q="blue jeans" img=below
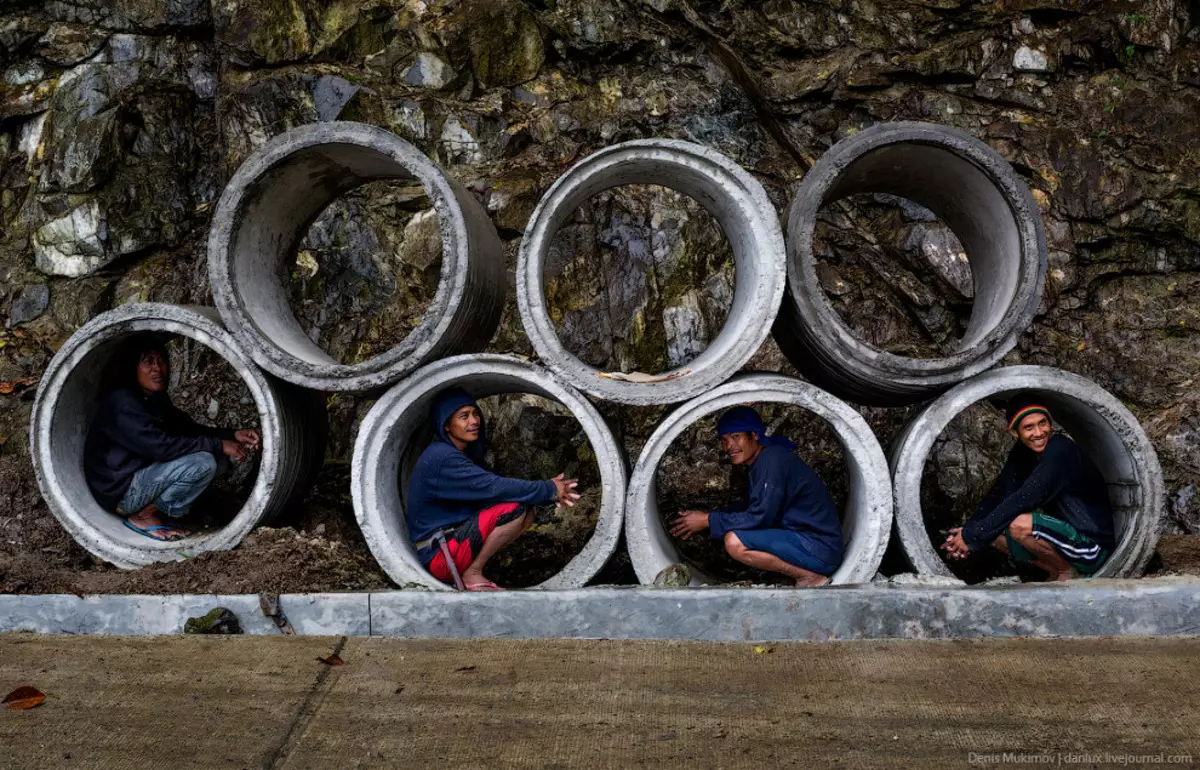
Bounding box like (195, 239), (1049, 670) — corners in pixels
(116, 452), (221, 518)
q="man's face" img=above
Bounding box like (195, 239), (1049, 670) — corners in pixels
(445, 404), (481, 446)
(1011, 412), (1051, 453)
(136, 350), (168, 394)
(720, 430), (762, 466)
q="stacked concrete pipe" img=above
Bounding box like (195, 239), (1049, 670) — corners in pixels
(352, 354), (627, 590)
(625, 374), (893, 586)
(30, 303), (325, 569)
(776, 122), (1048, 406)
(891, 365), (1165, 581)
(517, 139), (786, 406)
(208, 121), (505, 393)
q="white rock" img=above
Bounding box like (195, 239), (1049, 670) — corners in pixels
(33, 200), (111, 277)
(439, 115), (484, 164)
(663, 291), (708, 367)
(18, 113), (47, 164)
(1012, 45), (1050, 72)
(403, 52), (454, 89)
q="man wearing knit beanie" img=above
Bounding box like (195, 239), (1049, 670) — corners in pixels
(669, 406), (843, 587)
(941, 393), (1115, 581)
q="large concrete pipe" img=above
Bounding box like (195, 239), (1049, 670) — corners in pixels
(29, 303), (325, 569)
(891, 365), (1164, 581)
(625, 374), (892, 585)
(208, 121), (505, 393)
(351, 354), (627, 590)
(777, 122), (1047, 406)
(517, 140), (786, 406)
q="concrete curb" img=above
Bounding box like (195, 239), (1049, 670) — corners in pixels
(29, 303), (324, 569)
(891, 365), (1165, 581)
(2, 578), (1197, 641)
(776, 121), (1048, 406)
(517, 139), (786, 405)
(351, 354), (628, 590)
(624, 374), (892, 586)
(208, 121), (505, 393)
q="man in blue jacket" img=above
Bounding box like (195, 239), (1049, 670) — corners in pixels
(940, 394), (1115, 581)
(669, 406), (843, 587)
(406, 387), (580, 591)
(84, 339), (260, 542)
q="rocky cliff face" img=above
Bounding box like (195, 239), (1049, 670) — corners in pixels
(3, 1), (1200, 583)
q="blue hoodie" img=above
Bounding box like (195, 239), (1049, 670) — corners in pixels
(405, 388), (558, 550)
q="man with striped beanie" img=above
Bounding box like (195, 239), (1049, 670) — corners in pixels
(941, 393), (1116, 581)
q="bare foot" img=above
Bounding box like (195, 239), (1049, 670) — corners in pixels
(794, 575), (830, 588)
(1051, 569), (1079, 582)
(126, 513), (185, 541)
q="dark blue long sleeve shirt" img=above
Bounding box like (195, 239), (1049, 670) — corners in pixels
(962, 433), (1115, 552)
(707, 444), (843, 567)
(84, 387), (233, 511)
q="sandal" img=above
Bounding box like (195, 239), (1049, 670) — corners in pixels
(123, 519), (185, 542)
(464, 580), (505, 592)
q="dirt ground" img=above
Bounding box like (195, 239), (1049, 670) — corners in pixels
(1, 634), (1198, 769)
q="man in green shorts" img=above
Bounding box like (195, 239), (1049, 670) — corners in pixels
(940, 394), (1116, 581)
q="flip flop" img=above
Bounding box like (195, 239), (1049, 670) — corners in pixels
(123, 519), (184, 542)
(464, 581), (505, 592)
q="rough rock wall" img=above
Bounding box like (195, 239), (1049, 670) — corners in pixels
(2, 0), (1200, 545)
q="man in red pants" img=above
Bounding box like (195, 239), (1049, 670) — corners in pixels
(405, 388), (580, 591)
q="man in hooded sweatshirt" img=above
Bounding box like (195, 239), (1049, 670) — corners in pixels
(941, 394), (1115, 581)
(406, 387), (581, 591)
(669, 406), (843, 587)
(84, 338), (260, 542)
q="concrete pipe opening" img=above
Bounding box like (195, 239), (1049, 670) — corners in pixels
(352, 354), (627, 590)
(209, 121), (505, 393)
(777, 121), (1047, 406)
(30, 303), (325, 569)
(625, 374), (892, 586)
(891, 365), (1164, 582)
(518, 140), (786, 406)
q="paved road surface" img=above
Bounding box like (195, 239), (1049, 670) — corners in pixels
(0, 634), (1198, 768)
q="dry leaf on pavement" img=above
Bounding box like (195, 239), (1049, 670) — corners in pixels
(316, 654), (344, 666)
(3, 686), (46, 710)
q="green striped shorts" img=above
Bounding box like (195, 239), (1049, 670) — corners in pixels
(1005, 511), (1109, 575)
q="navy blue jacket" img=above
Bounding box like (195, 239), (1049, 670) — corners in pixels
(962, 433), (1115, 551)
(84, 387), (233, 511)
(708, 444), (844, 568)
(405, 391), (557, 549)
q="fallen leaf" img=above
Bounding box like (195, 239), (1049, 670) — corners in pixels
(316, 654), (344, 666)
(3, 686), (46, 710)
(752, 646), (775, 655)
(1076, 342), (1086, 351)
(0, 377), (39, 395)
(454, 665), (476, 673)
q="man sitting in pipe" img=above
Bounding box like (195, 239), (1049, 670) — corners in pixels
(668, 406), (843, 587)
(940, 394), (1115, 581)
(84, 339), (261, 542)
(406, 387), (581, 591)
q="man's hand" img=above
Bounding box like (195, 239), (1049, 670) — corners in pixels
(222, 439), (249, 464)
(552, 473), (580, 508)
(941, 527), (970, 560)
(234, 429), (261, 451)
(669, 510), (710, 540)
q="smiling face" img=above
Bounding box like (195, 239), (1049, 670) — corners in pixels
(720, 430), (763, 466)
(1011, 411), (1052, 453)
(444, 404), (481, 450)
(135, 349), (168, 395)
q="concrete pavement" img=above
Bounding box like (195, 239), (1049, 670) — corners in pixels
(1, 634), (1198, 768)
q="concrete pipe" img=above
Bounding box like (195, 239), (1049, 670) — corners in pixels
(777, 121), (1047, 406)
(208, 121), (505, 393)
(891, 365), (1165, 581)
(351, 354), (627, 590)
(517, 140), (786, 406)
(625, 373), (893, 586)
(29, 303), (325, 569)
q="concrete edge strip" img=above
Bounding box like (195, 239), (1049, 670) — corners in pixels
(2, 578), (1197, 641)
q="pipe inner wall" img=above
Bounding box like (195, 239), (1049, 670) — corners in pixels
(208, 122), (504, 392)
(518, 140), (786, 405)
